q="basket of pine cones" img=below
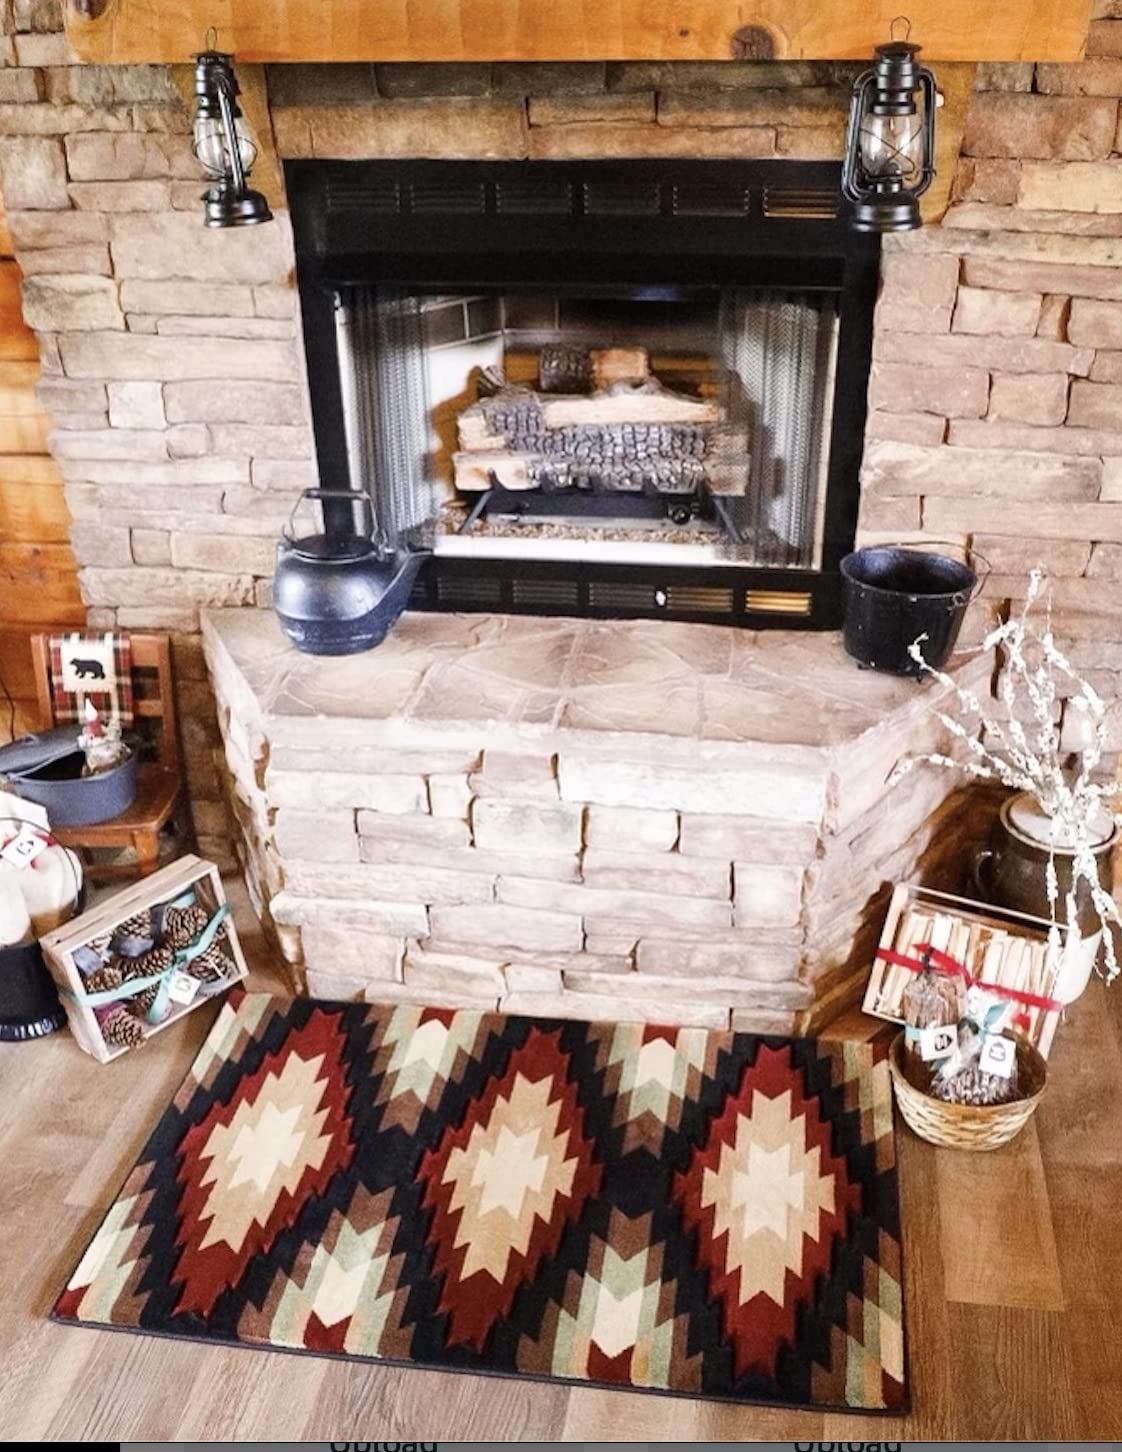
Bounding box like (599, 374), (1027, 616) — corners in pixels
(38, 855), (248, 1062)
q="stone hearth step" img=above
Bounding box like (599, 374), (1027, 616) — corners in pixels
(202, 607), (992, 1034)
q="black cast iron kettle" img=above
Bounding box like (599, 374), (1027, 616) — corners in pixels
(273, 489), (428, 656)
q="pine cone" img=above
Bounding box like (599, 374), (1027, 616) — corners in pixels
(189, 942), (230, 985)
(124, 943), (174, 1016)
(83, 963), (124, 996)
(101, 1007), (144, 1052)
(116, 909), (153, 938)
(163, 902), (209, 949)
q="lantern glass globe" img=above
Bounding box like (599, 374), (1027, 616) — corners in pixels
(193, 114), (258, 179)
(859, 110), (925, 185)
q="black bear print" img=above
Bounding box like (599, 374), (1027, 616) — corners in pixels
(70, 657), (107, 680)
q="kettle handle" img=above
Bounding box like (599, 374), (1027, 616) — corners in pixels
(284, 489), (375, 545)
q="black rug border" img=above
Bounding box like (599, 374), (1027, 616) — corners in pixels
(49, 994), (912, 1419)
(47, 1305), (909, 1419)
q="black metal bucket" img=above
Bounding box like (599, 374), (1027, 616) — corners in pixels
(0, 942), (66, 1042)
(840, 545), (978, 676)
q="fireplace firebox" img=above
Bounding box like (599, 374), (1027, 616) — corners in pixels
(288, 159), (880, 629)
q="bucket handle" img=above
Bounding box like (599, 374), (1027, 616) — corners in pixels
(284, 489), (375, 546)
(870, 538), (991, 601)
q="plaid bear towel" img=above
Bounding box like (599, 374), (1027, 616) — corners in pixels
(48, 632), (134, 728)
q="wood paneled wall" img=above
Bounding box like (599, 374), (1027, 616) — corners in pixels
(0, 188), (83, 745)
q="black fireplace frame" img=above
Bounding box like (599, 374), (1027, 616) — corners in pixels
(287, 157), (880, 630)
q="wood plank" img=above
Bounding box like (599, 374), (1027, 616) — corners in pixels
(0, 569), (83, 623)
(943, 1304), (1084, 1438)
(935, 1121), (1065, 1311)
(0, 260), (36, 362)
(0, 361), (47, 416)
(0, 475), (72, 544)
(0, 454), (64, 488)
(64, 0), (1094, 65)
(0, 413), (51, 455)
(922, 62), (977, 225)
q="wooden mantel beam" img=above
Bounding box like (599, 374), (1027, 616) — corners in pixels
(66, 0), (1092, 66)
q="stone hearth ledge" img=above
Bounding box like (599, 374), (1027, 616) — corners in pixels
(202, 607), (993, 1033)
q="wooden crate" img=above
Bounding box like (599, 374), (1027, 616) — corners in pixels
(863, 882), (1076, 1059)
(39, 854), (248, 1063)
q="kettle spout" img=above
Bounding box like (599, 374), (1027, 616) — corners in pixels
(384, 548), (428, 616)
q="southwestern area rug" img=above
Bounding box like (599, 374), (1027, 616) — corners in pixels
(54, 991), (906, 1412)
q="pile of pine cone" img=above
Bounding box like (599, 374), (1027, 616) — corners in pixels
(89, 899), (234, 1051)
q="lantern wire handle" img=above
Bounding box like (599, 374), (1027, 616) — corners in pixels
(889, 15), (912, 40)
(204, 25), (218, 50)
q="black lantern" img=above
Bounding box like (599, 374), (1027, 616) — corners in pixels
(192, 42), (273, 228)
(842, 26), (938, 233)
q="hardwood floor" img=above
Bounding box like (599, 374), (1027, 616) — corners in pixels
(1, 879), (1119, 1441)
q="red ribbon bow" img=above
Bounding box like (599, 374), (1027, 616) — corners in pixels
(876, 940), (1063, 1030)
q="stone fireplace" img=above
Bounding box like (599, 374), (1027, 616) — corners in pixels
(3, 7), (1121, 1029)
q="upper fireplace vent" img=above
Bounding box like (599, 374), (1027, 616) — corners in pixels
(321, 166), (842, 226)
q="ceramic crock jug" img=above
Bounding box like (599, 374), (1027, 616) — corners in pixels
(974, 791), (1119, 1003)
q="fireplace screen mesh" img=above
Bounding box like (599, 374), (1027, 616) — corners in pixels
(335, 285), (839, 571)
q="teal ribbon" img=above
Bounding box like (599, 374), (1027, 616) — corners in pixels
(65, 898), (231, 1026)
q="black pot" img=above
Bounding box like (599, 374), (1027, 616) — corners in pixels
(840, 545), (977, 676)
(0, 942), (66, 1042)
(273, 489), (428, 656)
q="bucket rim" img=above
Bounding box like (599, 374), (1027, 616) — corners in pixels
(839, 545), (976, 601)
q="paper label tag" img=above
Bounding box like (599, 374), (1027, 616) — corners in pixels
(0, 824), (49, 869)
(979, 1033), (1016, 1079)
(166, 970), (200, 1006)
(918, 1024), (957, 1061)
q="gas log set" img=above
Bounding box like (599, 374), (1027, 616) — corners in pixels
(453, 344), (747, 535)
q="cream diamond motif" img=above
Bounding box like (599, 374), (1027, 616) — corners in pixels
(701, 1090), (837, 1308)
(197, 1051), (336, 1254)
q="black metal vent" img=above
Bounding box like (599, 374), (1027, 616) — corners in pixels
(495, 180), (574, 215)
(588, 582), (661, 611)
(410, 181), (487, 215)
(583, 180), (662, 216)
(436, 575), (502, 608)
(511, 578), (581, 609)
(318, 166), (842, 226)
(672, 183), (752, 217)
(763, 185), (839, 219)
(666, 585), (736, 614)
(323, 177), (401, 214)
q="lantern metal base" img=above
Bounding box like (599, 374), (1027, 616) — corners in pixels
(202, 186), (274, 228)
(849, 192), (921, 233)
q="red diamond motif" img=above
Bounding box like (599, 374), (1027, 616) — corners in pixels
(673, 1041), (860, 1379)
(172, 1008), (355, 1317)
(418, 1027), (602, 1350)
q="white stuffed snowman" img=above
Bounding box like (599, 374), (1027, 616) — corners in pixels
(0, 790), (83, 944)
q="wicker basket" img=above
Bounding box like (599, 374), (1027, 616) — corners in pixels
(888, 1032), (1047, 1151)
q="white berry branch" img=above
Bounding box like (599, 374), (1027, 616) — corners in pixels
(888, 569), (1121, 982)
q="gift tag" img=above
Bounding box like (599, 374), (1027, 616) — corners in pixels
(0, 824), (48, 869)
(979, 1033), (1016, 1079)
(918, 1023), (957, 1061)
(166, 970), (200, 1006)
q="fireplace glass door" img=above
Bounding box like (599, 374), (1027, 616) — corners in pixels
(338, 285), (839, 576)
